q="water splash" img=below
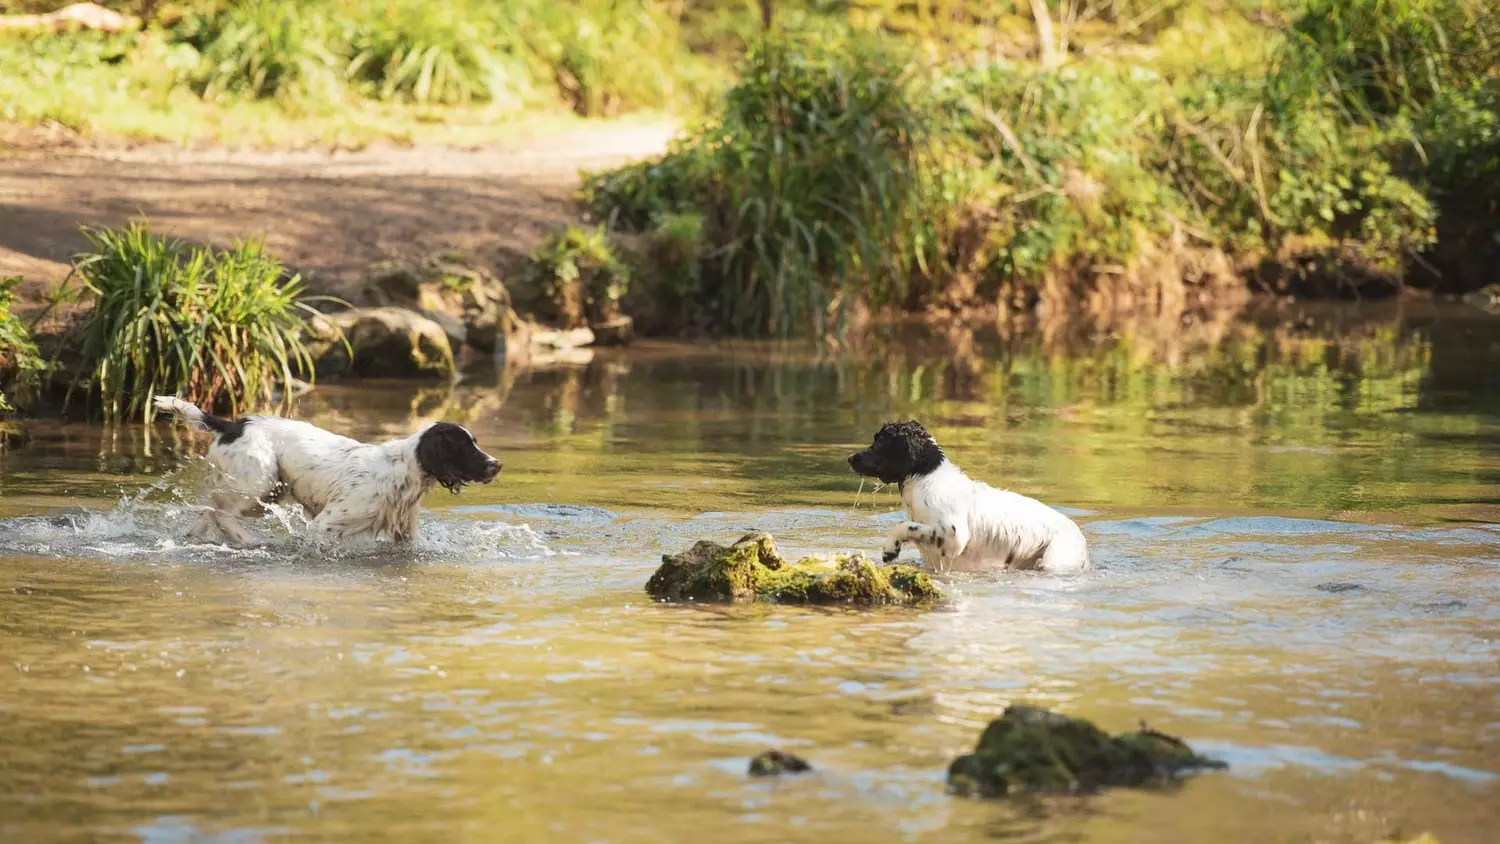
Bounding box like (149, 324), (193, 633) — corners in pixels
(852, 478), (893, 511)
(0, 493), (557, 567)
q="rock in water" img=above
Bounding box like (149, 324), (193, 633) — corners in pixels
(947, 705), (1226, 797)
(308, 308), (455, 379)
(366, 257), (519, 354)
(748, 750), (812, 777)
(646, 531), (943, 605)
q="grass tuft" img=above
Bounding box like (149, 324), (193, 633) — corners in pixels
(65, 225), (336, 422)
(174, 0), (343, 105)
(342, 2), (527, 106)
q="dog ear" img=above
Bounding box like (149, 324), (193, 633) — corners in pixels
(416, 425), (467, 493)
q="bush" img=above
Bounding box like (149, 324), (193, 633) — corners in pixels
(174, 0), (342, 105)
(585, 14), (1488, 332)
(66, 225), (333, 421)
(504, 0), (723, 116)
(585, 34), (956, 334)
(341, 2), (529, 106)
(0, 276), (44, 413)
(1269, 0), (1498, 285)
(521, 225), (630, 328)
(1273, 0), (1498, 121)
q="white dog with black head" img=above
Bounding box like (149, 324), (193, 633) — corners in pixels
(848, 420), (1089, 573)
(153, 395), (501, 546)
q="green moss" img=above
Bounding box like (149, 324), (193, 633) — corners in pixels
(646, 531), (943, 605)
(947, 705), (1226, 798)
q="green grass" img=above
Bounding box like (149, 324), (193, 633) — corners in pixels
(341, 2), (526, 106)
(0, 0), (725, 144)
(175, 0), (344, 106)
(65, 225), (336, 422)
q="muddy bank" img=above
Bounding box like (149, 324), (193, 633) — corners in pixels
(0, 120), (679, 309)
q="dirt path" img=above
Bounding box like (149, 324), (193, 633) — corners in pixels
(0, 119), (678, 306)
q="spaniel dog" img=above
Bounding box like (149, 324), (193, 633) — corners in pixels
(848, 421), (1089, 573)
(153, 396), (500, 546)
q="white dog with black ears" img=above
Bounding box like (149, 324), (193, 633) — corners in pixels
(848, 420), (1089, 573)
(153, 395), (501, 546)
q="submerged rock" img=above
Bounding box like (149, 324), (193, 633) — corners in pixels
(947, 705), (1225, 797)
(749, 750), (812, 777)
(646, 531), (942, 605)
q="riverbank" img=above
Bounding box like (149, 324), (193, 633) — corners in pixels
(3, 1), (1496, 420)
(0, 116), (679, 308)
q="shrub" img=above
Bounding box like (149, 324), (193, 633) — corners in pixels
(0, 276), (45, 413)
(586, 34), (956, 334)
(522, 225), (630, 328)
(507, 0), (721, 116)
(1273, 0), (1499, 121)
(341, 2), (530, 106)
(66, 225), (334, 422)
(174, 0), (343, 104)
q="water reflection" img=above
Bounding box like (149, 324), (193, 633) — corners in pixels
(0, 303), (1498, 843)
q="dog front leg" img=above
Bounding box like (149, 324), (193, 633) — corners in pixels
(882, 520), (969, 572)
(930, 520), (970, 572)
(204, 492), (259, 547)
(883, 521), (941, 563)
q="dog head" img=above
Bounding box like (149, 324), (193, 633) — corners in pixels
(848, 420), (945, 485)
(416, 423), (501, 494)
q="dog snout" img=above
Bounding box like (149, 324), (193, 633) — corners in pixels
(482, 458), (502, 481)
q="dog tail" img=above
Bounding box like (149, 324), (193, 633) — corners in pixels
(152, 395), (238, 436)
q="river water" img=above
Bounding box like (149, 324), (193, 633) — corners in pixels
(1, 304), (1497, 843)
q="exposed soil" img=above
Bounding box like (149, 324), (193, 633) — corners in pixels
(0, 119), (678, 311)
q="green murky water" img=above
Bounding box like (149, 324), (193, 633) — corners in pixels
(1, 303), (1498, 843)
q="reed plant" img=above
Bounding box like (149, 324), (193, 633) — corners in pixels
(66, 225), (333, 422)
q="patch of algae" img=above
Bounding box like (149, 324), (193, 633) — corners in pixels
(646, 531), (943, 605)
(947, 705), (1227, 797)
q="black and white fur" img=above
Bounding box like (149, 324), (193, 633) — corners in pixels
(153, 395), (500, 546)
(848, 421), (1089, 573)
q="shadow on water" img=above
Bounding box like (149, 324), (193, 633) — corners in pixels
(0, 301), (1498, 843)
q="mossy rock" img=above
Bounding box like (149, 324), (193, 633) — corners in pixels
(647, 531), (943, 605)
(947, 705), (1226, 798)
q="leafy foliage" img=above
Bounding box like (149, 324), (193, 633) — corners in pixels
(585, 2), (1495, 333)
(0, 276), (44, 413)
(522, 225), (631, 328)
(66, 225), (333, 422)
(341, 2), (525, 105)
(587, 35), (951, 334)
(174, 0), (342, 104)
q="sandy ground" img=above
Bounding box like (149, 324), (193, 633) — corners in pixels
(0, 119), (678, 307)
